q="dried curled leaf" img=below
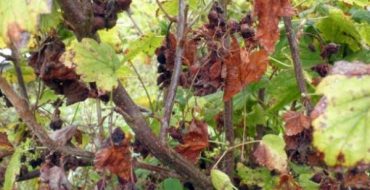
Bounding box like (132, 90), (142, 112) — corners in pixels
(312, 61), (370, 166)
(224, 37), (243, 101)
(95, 128), (133, 184)
(29, 36), (90, 105)
(254, 0), (294, 52)
(224, 37), (268, 101)
(283, 111), (311, 136)
(254, 134), (288, 173)
(175, 119), (209, 163)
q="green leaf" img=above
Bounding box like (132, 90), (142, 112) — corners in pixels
(211, 169), (237, 190)
(298, 174), (320, 190)
(266, 70), (300, 113)
(338, 0), (369, 7)
(237, 163), (278, 189)
(345, 49), (370, 62)
(159, 0), (199, 16)
(0, 0), (51, 43)
(98, 27), (122, 52)
(255, 134), (288, 173)
(124, 33), (164, 61)
(4, 147), (21, 190)
(3, 65), (36, 84)
(161, 178), (183, 190)
(39, 1), (61, 32)
(312, 62), (370, 166)
(67, 38), (123, 91)
(350, 8), (370, 24)
(316, 8), (362, 51)
(356, 22), (370, 46)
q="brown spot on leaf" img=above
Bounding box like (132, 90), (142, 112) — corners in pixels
(276, 174), (302, 190)
(283, 111), (311, 136)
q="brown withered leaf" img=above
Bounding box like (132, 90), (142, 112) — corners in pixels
(209, 60), (222, 80)
(283, 111), (311, 136)
(224, 37), (243, 101)
(40, 163), (72, 190)
(0, 132), (14, 159)
(241, 49), (268, 84)
(224, 38), (268, 101)
(95, 128), (133, 184)
(276, 174), (302, 190)
(29, 36), (91, 105)
(175, 119), (209, 163)
(344, 171), (370, 189)
(254, 0), (294, 53)
(183, 39), (197, 66)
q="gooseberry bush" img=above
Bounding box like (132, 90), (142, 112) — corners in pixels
(0, 0), (369, 189)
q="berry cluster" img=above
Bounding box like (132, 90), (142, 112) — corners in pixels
(92, 0), (132, 32)
(155, 3), (260, 96)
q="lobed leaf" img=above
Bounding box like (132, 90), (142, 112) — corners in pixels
(312, 61), (370, 166)
(316, 8), (362, 51)
(254, 134), (288, 173)
(68, 38), (122, 91)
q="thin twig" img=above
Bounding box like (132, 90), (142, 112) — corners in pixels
(220, 0), (234, 178)
(96, 99), (105, 146)
(283, 16), (313, 114)
(156, 0), (177, 22)
(134, 160), (180, 179)
(212, 140), (261, 170)
(126, 9), (144, 35)
(128, 61), (154, 112)
(160, 0), (187, 144)
(10, 47), (29, 102)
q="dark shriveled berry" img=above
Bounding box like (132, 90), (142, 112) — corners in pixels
(116, 0), (132, 11)
(311, 63), (331, 77)
(105, 16), (117, 29)
(93, 16), (106, 31)
(227, 19), (240, 34)
(92, 3), (105, 16)
(111, 127), (125, 146)
(240, 24), (255, 39)
(157, 64), (166, 73)
(320, 43), (340, 58)
(208, 10), (219, 26)
(240, 12), (253, 25)
(157, 52), (166, 65)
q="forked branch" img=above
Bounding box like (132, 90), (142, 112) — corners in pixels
(0, 76), (94, 159)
